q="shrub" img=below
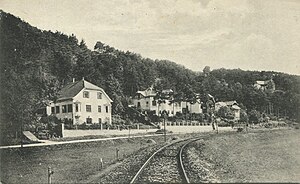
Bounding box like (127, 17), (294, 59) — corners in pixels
(167, 116), (175, 122)
(146, 139), (156, 144)
(193, 113), (205, 122)
(218, 121), (230, 127)
(112, 115), (126, 125)
(237, 127), (244, 132)
(171, 136), (180, 140)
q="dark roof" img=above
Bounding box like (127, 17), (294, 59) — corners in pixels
(58, 80), (84, 99)
(57, 79), (110, 101)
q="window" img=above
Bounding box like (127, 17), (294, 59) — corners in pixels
(86, 105), (92, 112)
(86, 117), (92, 124)
(51, 107), (55, 114)
(62, 105), (67, 113)
(75, 104), (79, 112)
(137, 102), (141, 108)
(146, 101), (149, 107)
(67, 104), (73, 113)
(55, 106), (60, 114)
(106, 106), (109, 113)
(97, 92), (102, 99)
(98, 105), (101, 113)
(152, 100), (157, 106)
(98, 118), (102, 124)
(83, 91), (89, 98)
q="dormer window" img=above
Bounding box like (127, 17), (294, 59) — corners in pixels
(83, 91), (89, 98)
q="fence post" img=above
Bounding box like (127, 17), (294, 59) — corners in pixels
(164, 117), (166, 142)
(100, 158), (103, 170)
(48, 167), (54, 184)
(116, 148), (119, 161)
(61, 123), (64, 138)
(128, 126), (131, 138)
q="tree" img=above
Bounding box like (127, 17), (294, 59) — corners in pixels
(248, 110), (261, 124)
(240, 109), (248, 123)
(203, 66), (211, 77)
(154, 90), (166, 117)
(105, 74), (124, 115)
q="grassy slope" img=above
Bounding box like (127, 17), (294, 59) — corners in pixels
(0, 136), (167, 183)
(199, 128), (300, 182)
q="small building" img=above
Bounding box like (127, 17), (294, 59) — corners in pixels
(254, 79), (275, 91)
(132, 88), (202, 117)
(48, 79), (113, 125)
(215, 101), (241, 121)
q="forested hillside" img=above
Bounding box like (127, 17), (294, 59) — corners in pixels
(0, 10), (299, 143)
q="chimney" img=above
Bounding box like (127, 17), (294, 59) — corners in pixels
(82, 77), (85, 81)
(72, 78), (75, 83)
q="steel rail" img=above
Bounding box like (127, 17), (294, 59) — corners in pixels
(178, 138), (203, 183)
(129, 137), (201, 184)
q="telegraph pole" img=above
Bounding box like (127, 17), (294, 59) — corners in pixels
(164, 116), (166, 142)
(162, 110), (168, 142)
(20, 111), (24, 148)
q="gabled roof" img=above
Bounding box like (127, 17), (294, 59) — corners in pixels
(256, 80), (268, 85)
(136, 87), (156, 97)
(57, 79), (112, 102)
(224, 101), (238, 106)
(162, 89), (173, 94)
(215, 102), (227, 107)
(216, 101), (238, 106)
(58, 80), (85, 99)
(232, 105), (241, 110)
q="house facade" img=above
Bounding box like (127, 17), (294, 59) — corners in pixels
(48, 79), (113, 125)
(181, 100), (203, 114)
(215, 101), (241, 121)
(132, 88), (202, 117)
(254, 79), (275, 91)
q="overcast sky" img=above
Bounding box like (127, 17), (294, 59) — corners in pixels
(2, 0), (300, 75)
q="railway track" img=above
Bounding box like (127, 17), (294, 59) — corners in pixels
(130, 137), (203, 183)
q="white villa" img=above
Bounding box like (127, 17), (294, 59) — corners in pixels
(254, 79), (275, 91)
(132, 87), (202, 117)
(181, 100), (202, 114)
(47, 79), (113, 124)
(215, 101), (241, 120)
